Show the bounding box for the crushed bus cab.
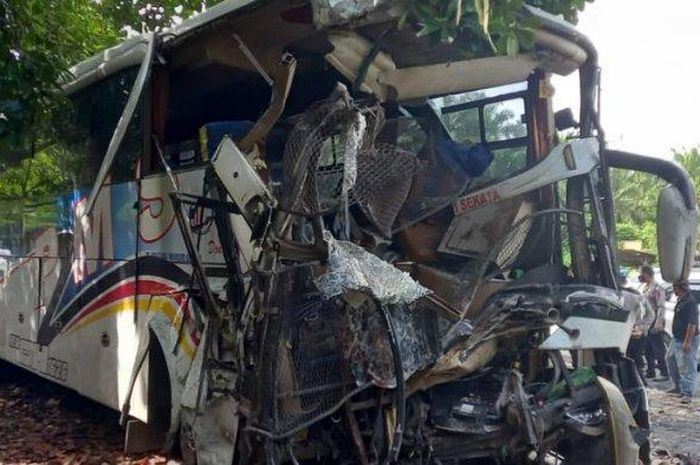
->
[0,1,697,465]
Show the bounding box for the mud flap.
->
[181,396,239,465]
[179,327,240,465]
[596,376,640,465]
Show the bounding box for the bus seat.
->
[199,121,255,160]
[200,120,289,183]
[199,121,287,156]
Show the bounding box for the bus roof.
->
[63,1,594,96]
[64,0,260,94]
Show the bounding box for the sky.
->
[552,0,700,159]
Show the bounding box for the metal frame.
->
[440,88,531,152]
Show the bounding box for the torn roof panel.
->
[62,1,590,98]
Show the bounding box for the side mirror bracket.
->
[607,149,697,282]
[554,108,579,131]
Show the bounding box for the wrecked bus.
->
[0,1,697,464]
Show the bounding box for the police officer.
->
[666,281,699,403]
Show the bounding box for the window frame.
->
[433,82,538,191]
[439,87,531,152]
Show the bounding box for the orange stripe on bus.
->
[65,296,195,359]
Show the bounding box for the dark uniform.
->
[666,292,699,398]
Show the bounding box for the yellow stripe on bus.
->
[65,295,196,358]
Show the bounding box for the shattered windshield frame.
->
[433,81,532,190]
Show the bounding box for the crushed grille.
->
[354,143,416,237]
[260,267,362,436]
[280,88,416,236]
[260,275,440,436]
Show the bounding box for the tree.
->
[0,1,119,163]
[673,147,700,203]
[400,0,591,56]
[0,0,592,165]
[0,1,218,166]
[611,146,700,256]
[95,1,211,35]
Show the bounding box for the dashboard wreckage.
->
[0,1,698,465]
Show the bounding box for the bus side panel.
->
[0,256,41,367]
[126,168,253,420]
[138,169,225,265]
[135,169,219,422]
[0,182,143,415]
[0,218,59,366]
[70,181,142,417]
[0,165,248,423]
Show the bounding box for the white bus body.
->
[1,2,696,464]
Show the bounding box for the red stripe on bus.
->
[62,279,185,332]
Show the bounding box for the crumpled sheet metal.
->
[339,297,438,388]
[315,232,430,305]
[312,0,386,26]
[181,396,239,465]
[566,288,624,308]
[342,111,365,197]
[407,338,497,393]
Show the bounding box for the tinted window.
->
[483,99,527,141]
[55,67,142,186]
[474,146,527,187]
[0,68,142,257]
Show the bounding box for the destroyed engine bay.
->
[172,83,646,465]
[190,90,647,465]
[132,2,658,464]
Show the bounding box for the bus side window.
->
[0,67,144,260]
[56,67,143,187]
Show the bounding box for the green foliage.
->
[673,147,700,203]
[0,147,76,247]
[0,149,69,200]
[96,1,211,34]
[611,168,663,225]
[0,1,220,166]
[616,219,657,252]
[399,0,591,56]
[612,147,700,257]
[0,0,120,162]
